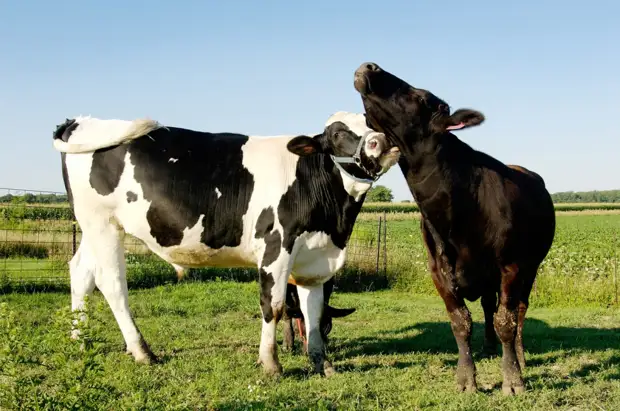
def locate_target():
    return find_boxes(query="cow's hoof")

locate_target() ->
[128,341,158,365]
[456,367,477,393]
[323,360,336,378]
[281,343,293,353]
[256,358,283,377]
[134,351,158,365]
[457,382,477,393]
[502,383,525,395]
[263,363,283,378]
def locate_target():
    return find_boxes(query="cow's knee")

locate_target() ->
[494,304,518,344]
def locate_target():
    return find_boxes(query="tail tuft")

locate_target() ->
[52,117,163,153]
[53,118,79,142]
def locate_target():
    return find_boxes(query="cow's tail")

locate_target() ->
[52,116,163,153]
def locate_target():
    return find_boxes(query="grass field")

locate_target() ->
[1,207,620,409]
[1,283,619,410]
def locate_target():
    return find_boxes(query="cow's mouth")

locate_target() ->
[354,72,371,95]
[376,146,401,175]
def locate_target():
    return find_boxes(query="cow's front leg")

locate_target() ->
[430,264,477,392]
[296,283,335,377]
[257,267,287,377]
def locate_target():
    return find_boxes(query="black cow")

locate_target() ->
[281,278,356,353]
[53,111,400,377]
[353,62,556,394]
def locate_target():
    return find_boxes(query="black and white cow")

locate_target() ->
[53,111,400,377]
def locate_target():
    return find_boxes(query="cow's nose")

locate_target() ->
[355,62,381,77]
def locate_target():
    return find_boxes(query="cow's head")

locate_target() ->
[353,62,485,152]
[287,112,400,182]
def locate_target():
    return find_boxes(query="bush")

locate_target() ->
[0,205,74,221]
[0,243,49,259]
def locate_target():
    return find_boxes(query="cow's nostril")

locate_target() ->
[366,63,376,71]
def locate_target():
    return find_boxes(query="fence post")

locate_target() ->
[72,220,77,256]
[614,231,618,305]
[376,215,382,276]
[382,211,387,276]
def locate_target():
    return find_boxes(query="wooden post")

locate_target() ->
[383,212,387,276]
[72,221,77,256]
[614,231,618,305]
[376,216,382,276]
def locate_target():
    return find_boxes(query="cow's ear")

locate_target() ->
[287,136,323,156]
[441,109,485,132]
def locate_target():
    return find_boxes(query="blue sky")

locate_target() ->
[1,1,618,201]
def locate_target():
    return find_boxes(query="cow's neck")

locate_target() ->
[397,133,473,235]
[332,163,374,202]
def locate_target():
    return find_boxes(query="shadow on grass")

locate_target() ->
[333,318,620,365]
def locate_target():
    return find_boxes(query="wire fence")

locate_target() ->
[2,187,619,307]
[0,188,388,293]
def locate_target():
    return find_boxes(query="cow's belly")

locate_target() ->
[117,208,258,269]
[158,243,256,268]
[290,232,346,286]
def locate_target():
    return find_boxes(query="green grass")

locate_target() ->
[0,258,60,278]
[1,282,619,410]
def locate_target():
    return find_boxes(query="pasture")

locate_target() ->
[1,202,620,409]
[2,284,619,410]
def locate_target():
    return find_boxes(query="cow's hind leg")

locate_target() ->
[281,283,297,352]
[495,263,525,395]
[481,291,499,356]
[296,283,335,377]
[69,239,96,340]
[281,312,295,352]
[82,221,156,364]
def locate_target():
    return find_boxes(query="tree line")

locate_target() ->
[2,188,620,204]
[0,193,69,204]
[550,190,620,203]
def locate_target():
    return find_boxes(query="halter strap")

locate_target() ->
[329,130,385,183]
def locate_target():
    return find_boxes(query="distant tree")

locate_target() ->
[551,189,620,203]
[366,185,393,202]
[0,193,69,204]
